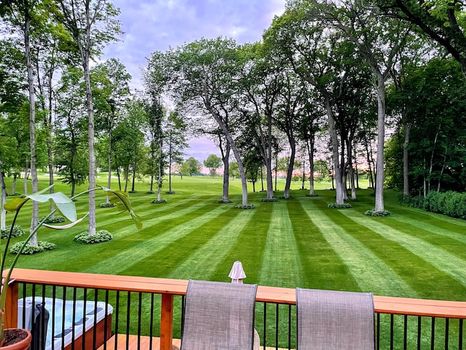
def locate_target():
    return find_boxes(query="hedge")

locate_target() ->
[401,191,466,219]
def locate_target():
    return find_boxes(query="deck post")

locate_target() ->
[160,293,174,350]
[5,281,18,328]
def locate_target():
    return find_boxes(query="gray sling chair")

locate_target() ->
[297,288,375,350]
[181,280,258,350]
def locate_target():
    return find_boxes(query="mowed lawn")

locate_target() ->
[4,174,466,348]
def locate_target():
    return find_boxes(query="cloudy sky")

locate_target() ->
[103,0,286,161]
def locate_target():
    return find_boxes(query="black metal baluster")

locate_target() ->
[137,292,142,349]
[431,317,435,350]
[71,287,77,350]
[82,288,87,350]
[40,284,46,350]
[403,315,408,350]
[104,290,109,350]
[180,295,185,340]
[93,289,98,350]
[390,314,394,350]
[126,291,131,350]
[275,303,279,350]
[114,291,120,350]
[288,304,291,350]
[445,318,449,350]
[62,286,67,350]
[459,319,463,350]
[52,285,56,350]
[263,303,267,350]
[149,294,155,350]
[417,316,422,350]
[21,283,26,330]
[31,284,36,342]
[376,313,380,350]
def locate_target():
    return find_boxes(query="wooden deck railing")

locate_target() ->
[4,269,466,349]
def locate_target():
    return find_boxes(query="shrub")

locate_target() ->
[166,191,176,195]
[364,209,391,217]
[328,203,352,209]
[423,191,466,219]
[74,230,113,244]
[218,199,232,204]
[99,202,115,208]
[261,198,278,202]
[0,225,25,239]
[235,204,255,209]
[152,199,167,204]
[41,216,66,224]
[10,241,56,255]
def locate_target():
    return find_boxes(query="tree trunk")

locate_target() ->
[364,139,374,189]
[402,123,410,197]
[211,111,248,207]
[82,28,96,235]
[117,167,121,191]
[71,181,76,198]
[124,166,129,192]
[221,141,230,202]
[0,170,6,232]
[283,135,296,199]
[354,147,359,189]
[307,138,315,196]
[131,162,136,192]
[25,15,39,247]
[260,167,264,192]
[12,174,17,195]
[347,139,357,200]
[274,153,278,192]
[437,148,448,192]
[46,70,55,216]
[301,160,305,190]
[168,134,173,193]
[326,98,344,205]
[150,174,154,193]
[106,132,112,204]
[374,74,386,212]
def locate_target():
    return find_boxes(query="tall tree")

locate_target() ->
[55,0,120,236]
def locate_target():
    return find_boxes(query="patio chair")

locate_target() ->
[181,280,258,350]
[296,288,375,350]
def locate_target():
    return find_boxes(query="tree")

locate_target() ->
[54,67,88,197]
[93,58,131,203]
[166,111,187,194]
[317,0,411,213]
[379,0,466,73]
[204,154,222,176]
[55,0,121,236]
[181,157,201,176]
[164,38,252,208]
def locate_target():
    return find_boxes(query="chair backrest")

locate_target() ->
[297,288,375,350]
[181,280,258,350]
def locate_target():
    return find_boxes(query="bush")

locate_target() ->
[364,209,391,217]
[10,241,56,255]
[166,191,176,195]
[235,204,255,209]
[218,199,232,204]
[41,216,66,224]
[7,192,22,197]
[1,225,25,239]
[99,202,115,208]
[423,191,466,219]
[151,199,167,204]
[328,203,352,209]
[74,230,113,244]
[261,198,278,202]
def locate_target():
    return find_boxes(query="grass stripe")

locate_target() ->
[120,206,241,277]
[306,199,417,296]
[258,201,303,288]
[289,199,360,291]
[339,209,466,289]
[210,204,273,283]
[169,209,255,280]
[84,204,232,275]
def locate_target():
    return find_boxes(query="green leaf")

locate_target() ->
[26,192,77,222]
[102,188,143,229]
[44,213,89,230]
[4,197,28,213]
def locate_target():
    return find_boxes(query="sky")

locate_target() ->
[103,0,286,162]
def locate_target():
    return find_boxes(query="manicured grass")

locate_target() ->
[3,174,466,347]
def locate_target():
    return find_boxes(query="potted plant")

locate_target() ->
[0,186,141,349]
